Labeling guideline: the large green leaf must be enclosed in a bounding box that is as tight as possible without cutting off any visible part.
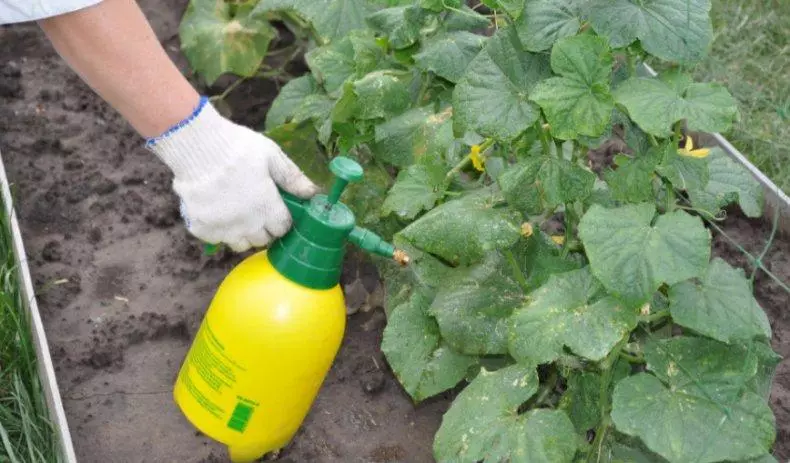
[381,292,477,402]
[264,123,332,187]
[380,235,455,312]
[604,148,662,204]
[179,0,275,85]
[352,71,412,119]
[611,336,777,462]
[264,75,319,129]
[669,258,771,343]
[372,106,454,167]
[531,35,614,140]
[588,0,713,63]
[366,5,426,49]
[433,364,577,463]
[655,149,710,192]
[498,156,596,213]
[453,28,552,141]
[306,37,357,95]
[414,32,487,83]
[382,160,447,219]
[509,267,637,364]
[689,147,763,218]
[538,157,597,206]
[296,0,374,43]
[515,0,586,52]
[578,203,710,306]
[512,232,583,291]
[614,77,739,137]
[430,252,525,355]
[400,188,522,266]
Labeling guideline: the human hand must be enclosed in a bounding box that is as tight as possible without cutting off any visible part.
[147,97,319,252]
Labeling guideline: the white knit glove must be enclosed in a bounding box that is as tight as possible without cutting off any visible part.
[146,97,319,252]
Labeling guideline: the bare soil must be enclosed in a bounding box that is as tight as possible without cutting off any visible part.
[0,1,787,462]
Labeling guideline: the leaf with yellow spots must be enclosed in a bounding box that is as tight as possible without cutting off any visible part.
[400,187,522,266]
[434,364,577,463]
[509,267,638,364]
[180,0,275,84]
[373,106,454,167]
[612,336,779,462]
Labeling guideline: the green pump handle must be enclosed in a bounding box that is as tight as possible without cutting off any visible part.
[203,157,408,266]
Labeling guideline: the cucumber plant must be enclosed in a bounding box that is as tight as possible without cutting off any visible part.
[180,0,780,461]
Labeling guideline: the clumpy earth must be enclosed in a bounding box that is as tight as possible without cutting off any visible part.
[0,1,788,461]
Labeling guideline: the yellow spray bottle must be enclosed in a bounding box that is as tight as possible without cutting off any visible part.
[172,157,408,462]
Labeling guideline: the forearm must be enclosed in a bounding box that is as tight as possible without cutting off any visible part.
[37,0,199,138]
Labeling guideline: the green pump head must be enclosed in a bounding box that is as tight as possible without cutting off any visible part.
[261,156,407,290]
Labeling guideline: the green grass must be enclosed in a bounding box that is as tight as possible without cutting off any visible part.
[696,0,790,193]
[0,194,61,462]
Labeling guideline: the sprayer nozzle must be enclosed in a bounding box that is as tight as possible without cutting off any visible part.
[393,249,410,266]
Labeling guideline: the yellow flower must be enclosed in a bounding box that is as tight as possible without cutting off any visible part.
[521,222,534,238]
[470,144,485,172]
[551,235,565,245]
[677,135,709,158]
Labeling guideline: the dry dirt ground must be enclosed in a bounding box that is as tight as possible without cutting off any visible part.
[0,1,788,462]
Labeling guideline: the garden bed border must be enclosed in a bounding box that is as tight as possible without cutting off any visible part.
[0,148,77,463]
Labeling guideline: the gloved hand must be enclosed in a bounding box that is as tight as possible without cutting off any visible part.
[146,97,319,252]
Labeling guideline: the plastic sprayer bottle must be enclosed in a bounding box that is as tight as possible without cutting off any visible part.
[172,157,407,462]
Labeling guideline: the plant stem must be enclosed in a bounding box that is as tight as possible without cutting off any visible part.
[536,118,551,156]
[640,309,670,324]
[504,249,530,293]
[619,351,645,364]
[647,134,659,147]
[444,138,495,183]
[534,368,559,407]
[210,77,248,102]
[417,73,433,106]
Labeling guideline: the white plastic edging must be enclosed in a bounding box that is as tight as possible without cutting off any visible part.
[0,148,77,463]
[641,63,790,234]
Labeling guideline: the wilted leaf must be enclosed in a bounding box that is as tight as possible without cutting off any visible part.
[180,0,275,84]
